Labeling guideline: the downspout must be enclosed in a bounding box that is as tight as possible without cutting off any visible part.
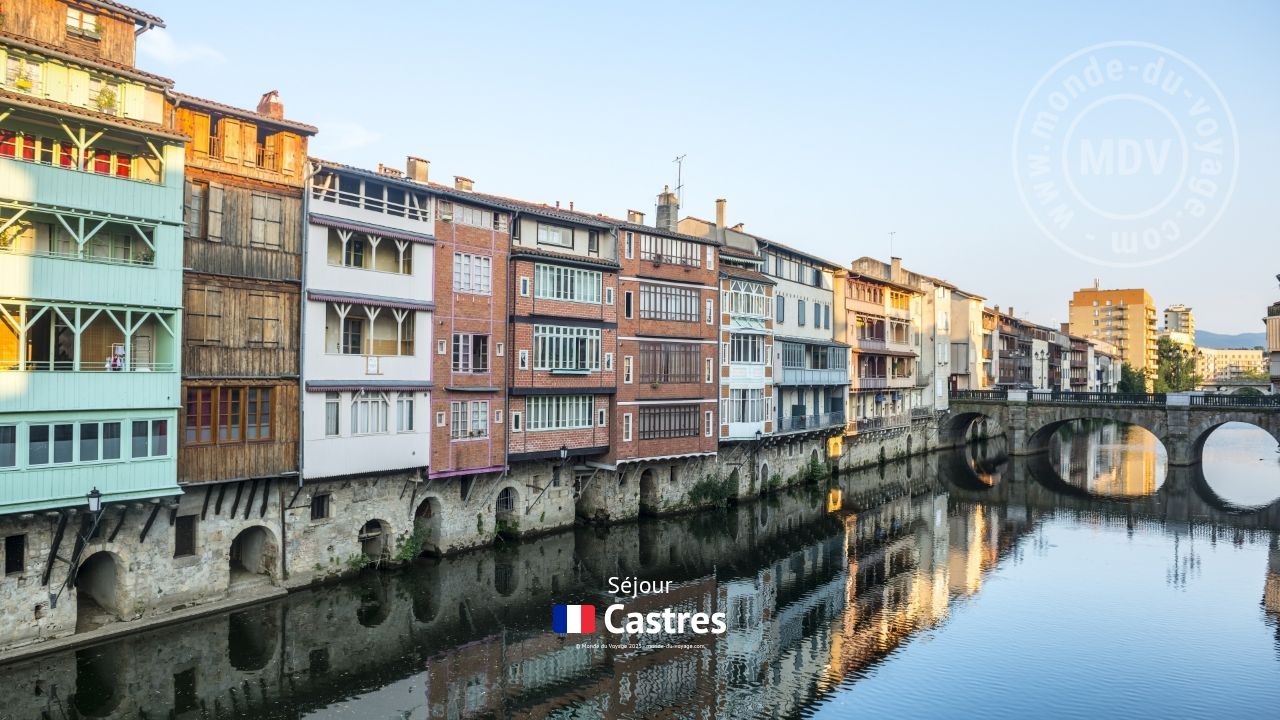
[285,161,316,581]
[503,211,519,486]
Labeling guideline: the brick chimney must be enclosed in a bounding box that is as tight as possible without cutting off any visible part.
[406,156,429,183]
[715,198,727,228]
[656,185,678,233]
[256,90,284,120]
[627,209,645,224]
[890,256,902,283]
[454,176,473,191]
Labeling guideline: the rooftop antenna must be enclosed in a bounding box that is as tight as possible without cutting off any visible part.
[673,154,686,207]
[888,231,896,257]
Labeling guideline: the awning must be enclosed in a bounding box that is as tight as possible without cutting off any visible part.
[730,317,769,334]
[306,289,435,313]
[851,348,918,359]
[305,380,431,393]
[309,213,435,245]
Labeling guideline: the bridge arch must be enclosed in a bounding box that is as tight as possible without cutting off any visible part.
[1021,406,1171,457]
[1187,417,1280,467]
[941,410,1005,446]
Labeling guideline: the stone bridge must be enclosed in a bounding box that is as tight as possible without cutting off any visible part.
[943,390,1280,466]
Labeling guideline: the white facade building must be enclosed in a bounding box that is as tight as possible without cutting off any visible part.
[302,161,435,479]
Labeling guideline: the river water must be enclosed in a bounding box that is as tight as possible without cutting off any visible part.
[3,421,1278,719]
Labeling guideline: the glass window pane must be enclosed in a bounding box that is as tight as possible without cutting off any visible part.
[29,425,49,465]
[79,423,99,462]
[0,426,16,467]
[102,422,121,460]
[132,420,148,458]
[53,424,73,463]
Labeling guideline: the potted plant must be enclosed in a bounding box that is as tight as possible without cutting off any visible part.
[94,87,116,113]
[14,70,33,91]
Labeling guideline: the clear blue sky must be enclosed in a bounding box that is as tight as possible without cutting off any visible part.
[139,1,1280,333]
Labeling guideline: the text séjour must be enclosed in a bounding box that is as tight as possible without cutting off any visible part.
[607,577,673,598]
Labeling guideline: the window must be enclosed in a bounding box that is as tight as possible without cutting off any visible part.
[639,405,700,439]
[325,392,340,436]
[129,419,168,458]
[604,352,614,371]
[186,287,223,344]
[4,535,24,575]
[436,411,446,427]
[450,401,489,438]
[351,393,389,434]
[588,231,599,254]
[453,253,492,294]
[250,194,283,248]
[103,422,121,459]
[28,425,49,465]
[510,412,523,432]
[622,413,633,441]
[798,300,806,326]
[728,334,765,364]
[397,393,414,431]
[705,357,714,383]
[624,291,633,319]
[310,493,330,521]
[723,280,768,316]
[640,233,700,267]
[776,295,786,323]
[0,426,15,468]
[185,180,207,239]
[247,293,281,347]
[535,264,602,303]
[537,224,572,248]
[66,8,99,38]
[519,277,530,296]
[51,424,73,463]
[340,316,364,355]
[527,395,593,431]
[824,303,832,330]
[185,388,214,444]
[706,298,714,324]
[452,334,490,373]
[706,410,715,436]
[518,349,529,370]
[534,326,600,371]
[342,236,366,268]
[605,287,614,305]
[217,387,243,442]
[246,388,272,441]
[454,205,495,229]
[640,284,698,322]
[173,516,196,558]
[494,409,502,424]
[639,342,700,383]
[624,232,634,259]
[723,389,768,423]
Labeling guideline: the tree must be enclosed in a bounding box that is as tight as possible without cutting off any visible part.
[1152,336,1201,393]
[1117,363,1146,393]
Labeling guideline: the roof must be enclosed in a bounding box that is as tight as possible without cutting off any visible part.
[754,236,843,271]
[721,265,775,284]
[0,29,173,87]
[0,88,187,142]
[309,158,512,213]
[773,335,851,349]
[719,245,760,260]
[430,182,616,230]
[841,270,922,296]
[305,380,431,393]
[305,289,435,313]
[509,245,619,270]
[83,0,166,28]
[614,219,722,246]
[309,213,434,245]
[170,92,318,134]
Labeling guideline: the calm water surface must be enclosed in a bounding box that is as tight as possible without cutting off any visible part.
[3,420,1278,719]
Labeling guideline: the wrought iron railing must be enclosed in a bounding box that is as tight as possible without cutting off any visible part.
[778,412,845,433]
[950,389,1007,400]
[1190,394,1280,408]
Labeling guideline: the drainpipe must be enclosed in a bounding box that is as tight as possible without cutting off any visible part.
[284,161,318,581]
[503,211,518,492]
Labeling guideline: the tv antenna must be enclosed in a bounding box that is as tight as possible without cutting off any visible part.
[673,154,686,206]
[888,231,896,257]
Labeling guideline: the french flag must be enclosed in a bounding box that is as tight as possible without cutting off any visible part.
[552,604,596,634]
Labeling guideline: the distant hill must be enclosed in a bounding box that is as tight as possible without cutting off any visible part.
[1196,330,1266,349]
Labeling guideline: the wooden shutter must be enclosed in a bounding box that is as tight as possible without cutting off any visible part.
[220,118,241,162]
[249,193,265,246]
[280,133,298,176]
[207,183,224,241]
[191,112,211,155]
[241,123,258,166]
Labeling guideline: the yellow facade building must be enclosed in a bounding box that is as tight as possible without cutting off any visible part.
[1068,285,1158,374]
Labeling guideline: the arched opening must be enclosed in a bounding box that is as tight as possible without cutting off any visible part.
[639,469,659,515]
[1044,419,1167,498]
[495,487,519,539]
[759,462,771,489]
[229,526,277,587]
[1198,422,1280,508]
[359,519,391,564]
[72,646,124,717]
[944,411,999,445]
[414,497,443,556]
[494,556,518,596]
[75,552,122,632]
[407,566,440,623]
[228,605,278,671]
[728,467,740,493]
[355,575,390,627]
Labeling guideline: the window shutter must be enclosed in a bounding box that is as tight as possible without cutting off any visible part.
[192,112,211,155]
[207,183,224,241]
[241,123,258,166]
[281,133,298,175]
[221,119,241,162]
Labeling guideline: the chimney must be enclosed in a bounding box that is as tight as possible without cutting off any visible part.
[1093,278,1101,290]
[890,256,902,283]
[406,156,430,183]
[454,176,473,191]
[627,209,645,224]
[569,201,574,211]
[730,223,744,232]
[1009,306,1015,318]
[256,90,284,120]
[656,185,679,233]
[715,198,727,228]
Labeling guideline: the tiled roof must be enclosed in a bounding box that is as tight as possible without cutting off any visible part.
[509,245,619,269]
[170,92,318,134]
[85,0,165,27]
[305,289,435,313]
[309,214,433,245]
[433,184,616,229]
[309,158,514,213]
[0,29,172,86]
[719,245,759,259]
[721,265,775,284]
[0,88,187,141]
[613,218,722,246]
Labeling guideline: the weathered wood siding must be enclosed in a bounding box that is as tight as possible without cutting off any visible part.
[6,0,139,66]
[182,278,300,378]
[178,381,299,484]
[183,171,304,281]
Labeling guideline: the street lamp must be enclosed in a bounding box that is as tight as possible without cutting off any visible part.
[558,445,569,463]
[87,487,102,514]
[554,445,569,486]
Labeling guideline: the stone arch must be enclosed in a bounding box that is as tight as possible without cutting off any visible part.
[1022,408,1169,457]
[809,448,820,468]
[494,555,519,597]
[75,551,126,632]
[759,461,771,488]
[1188,416,1280,467]
[941,411,1002,445]
[229,524,278,586]
[414,496,443,555]
[359,519,392,563]
[356,575,391,627]
[639,468,659,515]
[495,486,519,538]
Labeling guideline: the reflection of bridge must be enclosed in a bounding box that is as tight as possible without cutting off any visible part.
[946,390,1280,466]
[942,443,1280,532]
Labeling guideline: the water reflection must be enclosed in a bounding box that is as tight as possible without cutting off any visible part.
[3,427,1280,719]
[1049,419,1167,497]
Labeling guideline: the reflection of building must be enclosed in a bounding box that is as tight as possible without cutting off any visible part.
[1069,283,1158,375]
[1051,421,1164,497]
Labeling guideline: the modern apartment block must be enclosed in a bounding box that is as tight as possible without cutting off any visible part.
[1163,304,1195,345]
[1266,288,1280,393]
[1196,347,1266,381]
[0,0,185,645]
[1068,284,1158,374]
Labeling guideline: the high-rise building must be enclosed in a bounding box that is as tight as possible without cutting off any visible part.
[1068,284,1158,374]
[1163,304,1195,345]
[1265,278,1280,392]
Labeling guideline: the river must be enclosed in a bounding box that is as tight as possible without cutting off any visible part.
[2,421,1278,719]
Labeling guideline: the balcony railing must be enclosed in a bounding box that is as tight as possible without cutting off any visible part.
[950,389,1008,401]
[777,412,846,433]
[779,366,849,385]
[847,414,910,434]
[1,360,176,372]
